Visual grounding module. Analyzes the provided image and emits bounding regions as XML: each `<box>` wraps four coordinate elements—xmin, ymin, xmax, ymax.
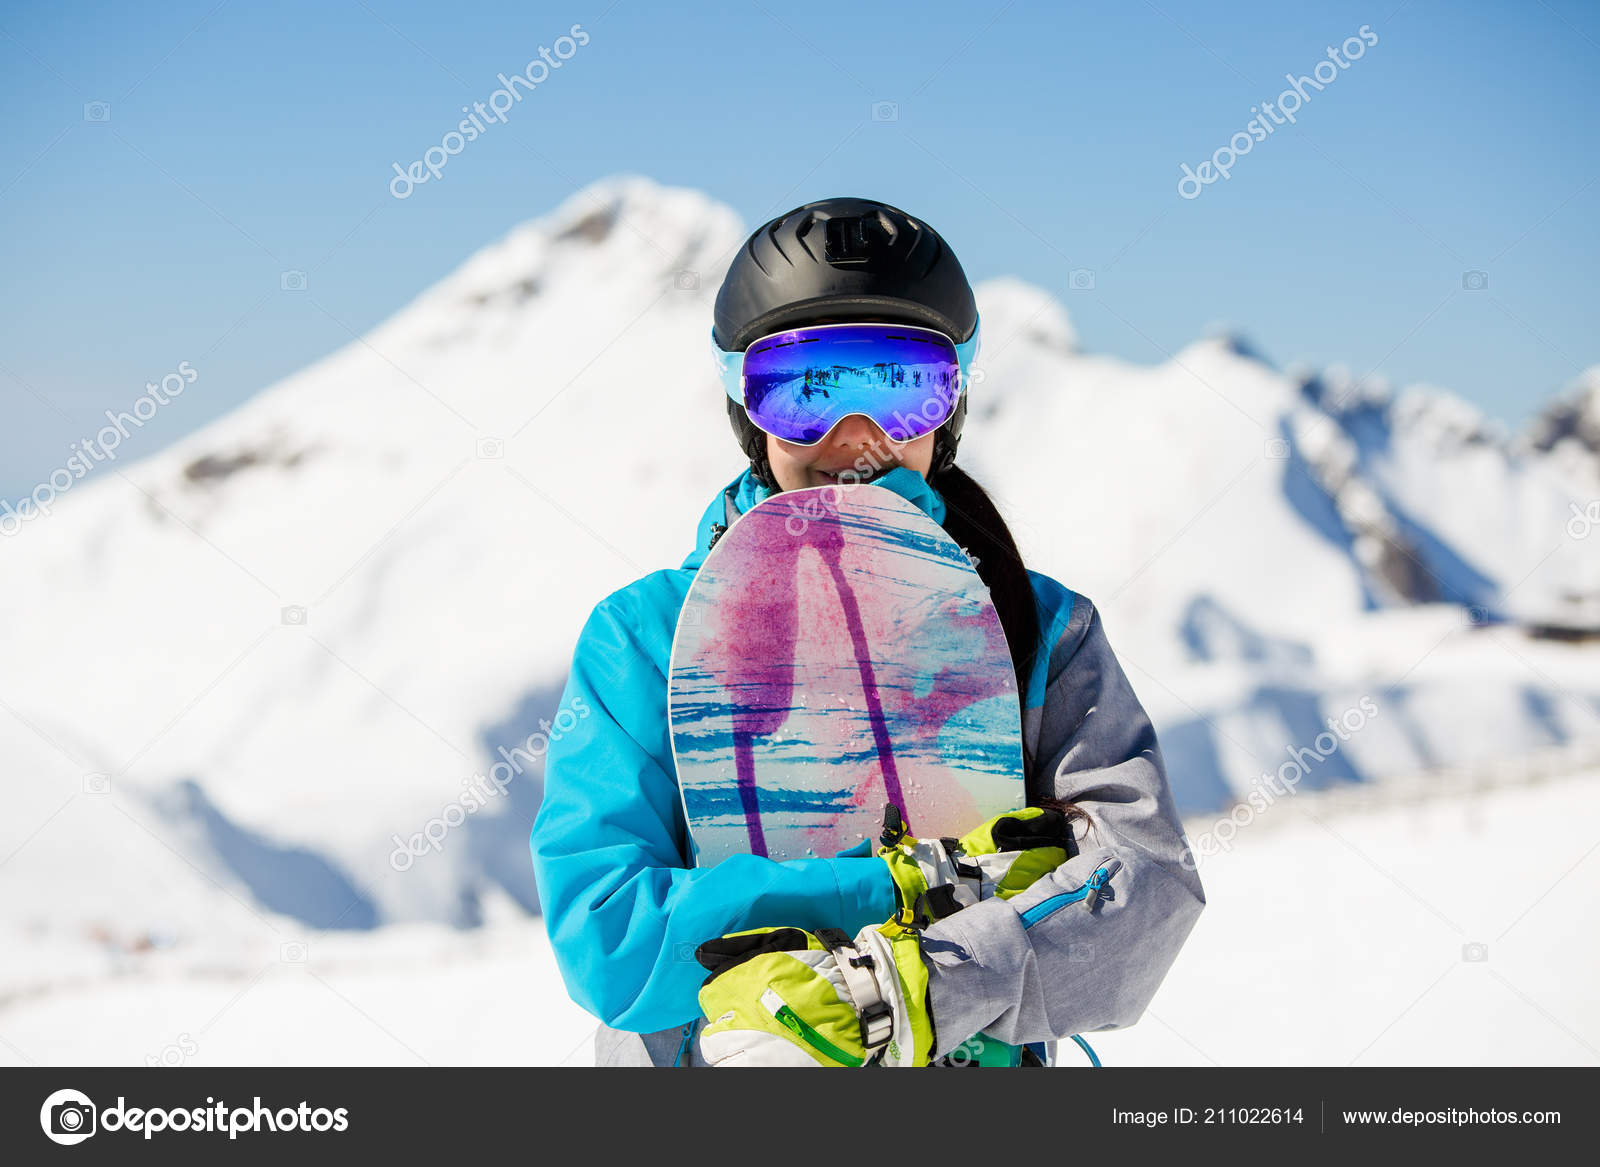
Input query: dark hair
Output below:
<box><xmin>931</xmin><ymin>462</ymin><xmax>1087</xmax><ymax>831</ymax></box>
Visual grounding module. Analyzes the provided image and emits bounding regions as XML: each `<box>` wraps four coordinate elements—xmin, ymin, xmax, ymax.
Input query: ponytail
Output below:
<box><xmin>932</xmin><ymin>462</ymin><xmax>1087</xmax><ymax>830</ymax></box>
<box><xmin>931</xmin><ymin>463</ymin><xmax>1039</xmax><ymax>702</ymax></box>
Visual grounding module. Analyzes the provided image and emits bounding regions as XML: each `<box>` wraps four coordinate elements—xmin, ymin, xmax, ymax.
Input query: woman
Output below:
<box><xmin>530</xmin><ymin>197</ymin><xmax>1204</xmax><ymax>1067</ymax></box>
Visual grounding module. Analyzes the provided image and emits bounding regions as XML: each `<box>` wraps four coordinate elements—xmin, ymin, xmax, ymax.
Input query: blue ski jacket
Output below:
<box><xmin>530</xmin><ymin>466</ymin><xmax>1205</xmax><ymax>1065</ymax></box>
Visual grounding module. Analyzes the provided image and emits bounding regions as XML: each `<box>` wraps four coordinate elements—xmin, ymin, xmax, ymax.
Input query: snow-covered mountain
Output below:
<box><xmin>1522</xmin><ymin>367</ymin><xmax>1600</xmax><ymax>493</ymax></box>
<box><xmin>4</xmin><ymin>176</ymin><xmax>1597</xmax><ymax>958</ymax></box>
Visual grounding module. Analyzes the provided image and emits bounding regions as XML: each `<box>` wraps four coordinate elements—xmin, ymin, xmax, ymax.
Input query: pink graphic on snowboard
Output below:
<box><xmin>670</xmin><ymin>486</ymin><xmax>1024</xmax><ymax>867</ymax></box>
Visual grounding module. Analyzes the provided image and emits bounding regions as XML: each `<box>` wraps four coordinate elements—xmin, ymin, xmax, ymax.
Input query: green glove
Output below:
<box><xmin>695</xmin><ymin>921</ymin><xmax>934</xmax><ymax>1068</ymax></box>
<box><xmin>877</xmin><ymin>804</ymin><xmax>1075</xmax><ymax>928</ymax></box>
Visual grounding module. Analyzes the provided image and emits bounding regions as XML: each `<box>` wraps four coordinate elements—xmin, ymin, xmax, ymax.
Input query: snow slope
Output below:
<box><xmin>5</xmin><ymin>764</ymin><xmax>1594</xmax><ymax>1066</ymax></box>
<box><xmin>1093</xmin><ymin>759</ymin><xmax>1600</xmax><ymax>1066</ymax></box>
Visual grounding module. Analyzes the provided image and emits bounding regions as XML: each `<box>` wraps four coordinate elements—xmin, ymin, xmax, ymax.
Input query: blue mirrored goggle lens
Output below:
<box><xmin>737</xmin><ymin>324</ymin><xmax>963</xmax><ymax>445</ymax></box>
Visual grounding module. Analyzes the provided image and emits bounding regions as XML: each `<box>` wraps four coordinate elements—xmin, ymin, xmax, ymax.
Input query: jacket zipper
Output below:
<box><xmin>674</xmin><ymin>1020</ymin><xmax>696</xmax><ymax>1067</ymax></box>
<box><xmin>1019</xmin><ymin>859</ymin><xmax>1121</xmax><ymax>930</ymax></box>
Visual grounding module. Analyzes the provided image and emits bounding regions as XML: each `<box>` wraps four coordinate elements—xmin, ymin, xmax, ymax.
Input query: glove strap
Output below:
<box><xmin>911</xmin><ymin>883</ymin><xmax>976</xmax><ymax>928</ymax></box>
<box><xmin>813</xmin><ymin>928</ymin><xmax>894</xmax><ymax>1054</ymax></box>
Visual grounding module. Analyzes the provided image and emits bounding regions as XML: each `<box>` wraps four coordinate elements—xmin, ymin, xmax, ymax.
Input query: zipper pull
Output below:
<box><xmin>1083</xmin><ymin>860</ymin><xmax>1121</xmax><ymax>911</ymax></box>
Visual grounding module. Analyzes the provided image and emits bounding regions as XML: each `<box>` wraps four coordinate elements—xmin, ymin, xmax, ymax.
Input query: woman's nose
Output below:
<box><xmin>826</xmin><ymin>413</ymin><xmax>887</xmax><ymax>448</ymax></box>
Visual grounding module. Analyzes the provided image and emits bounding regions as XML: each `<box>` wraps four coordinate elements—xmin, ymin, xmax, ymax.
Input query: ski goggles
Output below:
<box><xmin>714</xmin><ymin>321</ymin><xmax>981</xmax><ymax>446</ymax></box>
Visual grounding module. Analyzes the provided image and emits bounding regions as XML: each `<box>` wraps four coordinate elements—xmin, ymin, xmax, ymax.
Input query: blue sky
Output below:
<box><xmin>2</xmin><ymin>0</ymin><xmax>1596</xmax><ymax>503</ymax></box>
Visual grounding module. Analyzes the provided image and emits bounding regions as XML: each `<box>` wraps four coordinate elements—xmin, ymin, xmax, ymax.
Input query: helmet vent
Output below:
<box><xmin>823</xmin><ymin>214</ymin><xmax>885</xmax><ymax>267</ymax></box>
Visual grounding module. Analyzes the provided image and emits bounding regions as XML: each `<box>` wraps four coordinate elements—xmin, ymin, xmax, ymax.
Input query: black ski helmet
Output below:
<box><xmin>714</xmin><ymin>197</ymin><xmax>978</xmax><ymax>488</ymax></box>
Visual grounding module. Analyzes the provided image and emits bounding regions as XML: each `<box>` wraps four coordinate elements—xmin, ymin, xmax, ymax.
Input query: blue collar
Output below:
<box><xmin>682</xmin><ymin>466</ymin><xmax>947</xmax><ymax>571</ymax></box>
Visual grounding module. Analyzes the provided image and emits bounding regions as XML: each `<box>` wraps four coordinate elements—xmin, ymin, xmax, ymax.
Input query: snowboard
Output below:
<box><xmin>667</xmin><ymin>482</ymin><xmax>1026</xmax><ymax>868</ymax></box>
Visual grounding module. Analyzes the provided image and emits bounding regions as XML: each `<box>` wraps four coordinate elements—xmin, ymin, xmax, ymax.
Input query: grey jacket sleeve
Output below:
<box><xmin>919</xmin><ymin>595</ymin><xmax>1205</xmax><ymax>1058</ymax></box>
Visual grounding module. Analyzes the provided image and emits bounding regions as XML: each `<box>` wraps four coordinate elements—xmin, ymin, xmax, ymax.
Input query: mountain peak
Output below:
<box><xmin>1392</xmin><ymin>382</ymin><xmax>1503</xmax><ymax>448</ymax></box>
<box><xmin>1520</xmin><ymin>364</ymin><xmax>1600</xmax><ymax>494</ymax></box>
<box><xmin>973</xmin><ymin>277</ymin><xmax>1078</xmax><ymax>353</ymax></box>
<box><xmin>1200</xmin><ymin>324</ymin><xmax>1273</xmax><ymax>367</ymax></box>
<box><xmin>1293</xmin><ymin>362</ymin><xmax>1393</xmax><ymax>415</ymax></box>
<box><xmin>1523</xmin><ymin>365</ymin><xmax>1600</xmax><ymax>451</ymax></box>
<box><xmin>395</xmin><ymin>176</ymin><xmax>744</xmax><ymax>342</ymax></box>
<box><xmin>537</xmin><ymin>174</ymin><xmax>717</xmax><ymax>243</ymax></box>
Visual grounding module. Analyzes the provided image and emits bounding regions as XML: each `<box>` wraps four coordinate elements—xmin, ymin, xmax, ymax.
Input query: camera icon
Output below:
<box><xmin>871</xmin><ymin>101</ymin><xmax>899</xmax><ymax>122</ymax></box>
<box><xmin>281</xmin><ymin>605</ymin><xmax>308</xmax><ymax>626</ymax></box>
<box><xmin>82</xmin><ymin>772</ymin><xmax>111</xmax><ymax>795</ymax></box>
<box><xmin>280</xmin><ymin>941</ymin><xmax>308</xmax><ymax>963</ymax></box>
<box><xmin>1462</xmin><ymin>270</ymin><xmax>1488</xmax><ymax>291</ymax></box>
<box><xmin>1463</xmin><ymin>605</ymin><xmax>1491</xmax><ymax>628</ymax></box>
<box><xmin>476</xmin><ymin>437</ymin><xmax>504</xmax><ymax>460</ymax></box>
<box><xmin>1068</xmin><ymin>268</ymin><xmax>1096</xmax><ymax>291</ymax></box>
<box><xmin>51</xmin><ymin>1099</ymin><xmax>95</xmax><ymax>1135</ymax></box>
<box><xmin>280</xmin><ymin>270</ymin><xmax>308</xmax><ymax>292</ymax></box>
<box><xmin>966</xmin><ymin>366</ymin><xmax>987</xmax><ymax>386</ymax></box>
<box><xmin>83</xmin><ymin>101</ymin><xmax>111</xmax><ymax>123</ymax></box>
<box><xmin>677</xmin><ymin>604</ymin><xmax>703</xmax><ymax>627</ymax></box>
<box><xmin>1263</xmin><ymin>437</ymin><xmax>1291</xmax><ymax>460</ymax></box>
<box><xmin>674</xmin><ymin>269</ymin><xmax>700</xmax><ymax>291</ymax></box>
<box><xmin>41</xmin><ymin>1089</ymin><xmax>97</xmax><ymax>1145</ymax></box>
<box><xmin>1461</xmin><ymin>942</ymin><xmax>1489</xmax><ymax>962</ymax></box>
<box><xmin>674</xmin><ymin>941</ymin><xmax>700</xmax><ymax>963</ymax></box>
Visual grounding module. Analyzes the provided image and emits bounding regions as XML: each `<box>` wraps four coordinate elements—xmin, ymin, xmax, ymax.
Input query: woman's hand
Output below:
<box><xmin>695</xmin><ymin>922</ymin><xmax>935</xmax><ymax>1067</ymax></box>
<box><xmin>878</xmin><ymin>805</ymin><xmax>1075</xmax><ymax>927</ymax></box>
